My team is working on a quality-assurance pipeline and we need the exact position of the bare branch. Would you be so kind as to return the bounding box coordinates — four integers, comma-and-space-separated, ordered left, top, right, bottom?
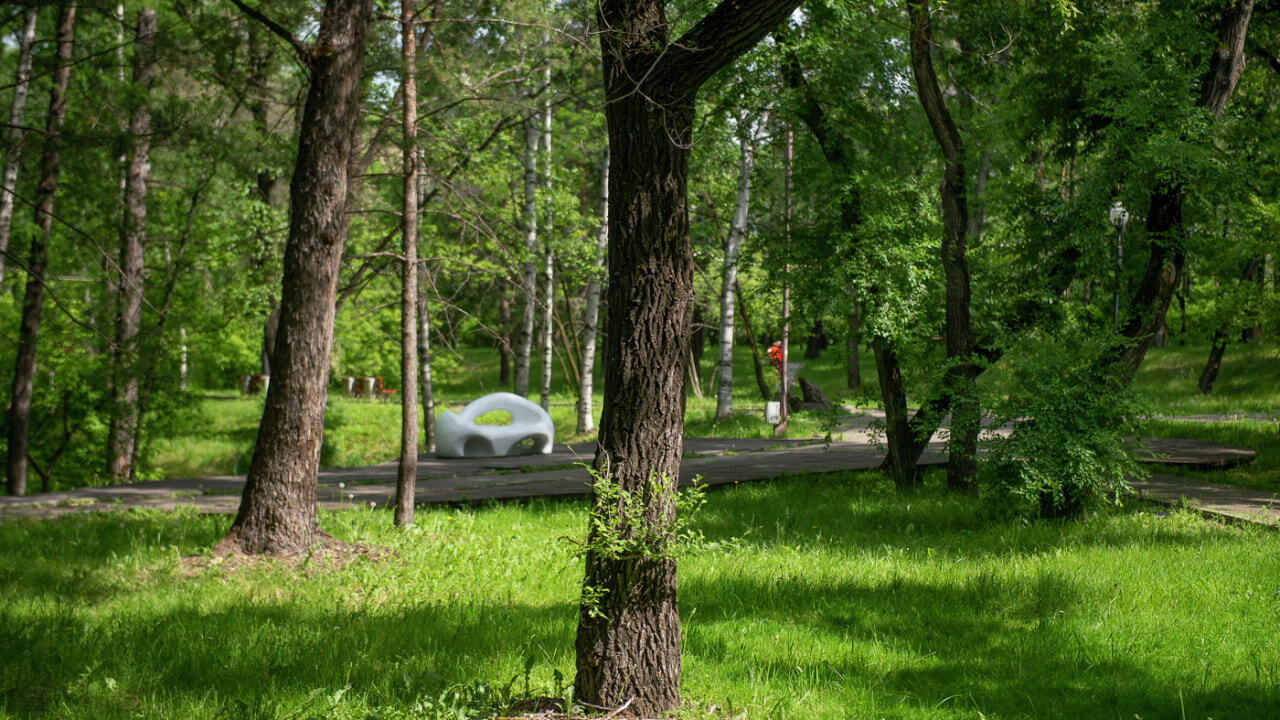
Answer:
227, 0, 311, 67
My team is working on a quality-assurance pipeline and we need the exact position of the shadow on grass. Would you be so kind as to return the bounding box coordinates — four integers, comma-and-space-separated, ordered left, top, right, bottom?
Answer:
682, 570, 1279, 719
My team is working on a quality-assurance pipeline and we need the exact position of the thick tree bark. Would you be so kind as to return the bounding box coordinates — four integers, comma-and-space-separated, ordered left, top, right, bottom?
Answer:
395, 0, 420, 527
714, 114, 766, 422
0, 6, 39, 288
1112, 0, 1253, 381
108, 7, 158, 483
217, 0, 374, 555
908, 0, 978, 493
578, 151, 609, 435
575, 0, 801, 713
6, 3, 75, 497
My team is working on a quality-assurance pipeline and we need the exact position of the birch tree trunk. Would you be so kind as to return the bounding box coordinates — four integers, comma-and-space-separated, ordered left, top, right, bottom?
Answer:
0, 6, 39, 288
6, 3, 76, 497
577, 150, 609, 435
513, 116, 538, 397
107, 7, 158, 483
714, 112, 766, 422
395, 0, 420, 527
539, 59, 555, 411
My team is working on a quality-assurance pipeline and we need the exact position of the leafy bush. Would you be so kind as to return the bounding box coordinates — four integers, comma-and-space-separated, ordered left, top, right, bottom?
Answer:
980, 331, 1145, 519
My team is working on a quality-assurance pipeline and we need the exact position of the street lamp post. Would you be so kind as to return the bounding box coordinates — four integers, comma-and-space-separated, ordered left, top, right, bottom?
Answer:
1108, 201, 1129, 324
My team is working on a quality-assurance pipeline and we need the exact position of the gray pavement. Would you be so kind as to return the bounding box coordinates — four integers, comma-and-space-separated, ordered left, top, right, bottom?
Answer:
0, 433, 1273, 527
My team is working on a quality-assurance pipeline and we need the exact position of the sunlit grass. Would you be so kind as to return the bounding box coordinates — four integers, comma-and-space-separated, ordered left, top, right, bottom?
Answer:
2, 474, 1279, 718
1132, 343, 1280, 415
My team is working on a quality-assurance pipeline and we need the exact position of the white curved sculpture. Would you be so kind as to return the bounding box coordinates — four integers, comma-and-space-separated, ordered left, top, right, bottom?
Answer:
435, 392, 555, 458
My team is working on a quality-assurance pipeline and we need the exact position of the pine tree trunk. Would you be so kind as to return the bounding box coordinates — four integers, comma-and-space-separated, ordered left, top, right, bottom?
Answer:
6, 3, 76, 497
395, 0, 420, 527
217, 0, 374, 555
514, 117, 538, 397
108, 7, 157, 483
714, 115, 765, 422
0, 6, 39, 288
577, 151, 609, 435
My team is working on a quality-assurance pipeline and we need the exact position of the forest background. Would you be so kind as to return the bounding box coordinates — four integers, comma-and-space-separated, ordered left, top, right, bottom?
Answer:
0, 0, 1277, 499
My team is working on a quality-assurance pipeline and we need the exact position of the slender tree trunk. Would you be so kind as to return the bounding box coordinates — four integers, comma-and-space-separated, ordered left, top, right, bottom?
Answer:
107, 7, 157, 483
778, 127, 792, 429
395, 0, 420, 527
499, 295, 512, 385
1112, 0, 1253, 381
577, 151, 609, 435
0, 6, 39, 288
1197, 328, 1228, 394
514, 116, 538, 397
733, 279, 771, 401
417, 291, 436, 453
1242, 254, 1263, 342
575, 0, 800, 713
846, 306, 861, 388
217, 0, 374, 555
908, 0, 978, 493
714, 114, 765, 422
6, 3, 75, 497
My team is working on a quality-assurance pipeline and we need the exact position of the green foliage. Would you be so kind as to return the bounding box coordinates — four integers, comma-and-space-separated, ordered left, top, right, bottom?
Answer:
574, 467, 707, 565
980, 330, 1145, 520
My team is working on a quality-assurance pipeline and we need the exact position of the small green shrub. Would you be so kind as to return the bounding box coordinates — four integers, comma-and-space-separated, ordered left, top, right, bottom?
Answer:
980, 331, 1145, 519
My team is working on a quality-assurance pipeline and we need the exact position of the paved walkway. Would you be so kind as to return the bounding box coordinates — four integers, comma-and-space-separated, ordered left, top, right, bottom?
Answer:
0, 432, 1272, 526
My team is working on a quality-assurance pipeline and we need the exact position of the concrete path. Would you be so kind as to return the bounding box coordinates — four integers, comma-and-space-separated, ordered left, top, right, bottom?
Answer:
0, 433, 1272, 527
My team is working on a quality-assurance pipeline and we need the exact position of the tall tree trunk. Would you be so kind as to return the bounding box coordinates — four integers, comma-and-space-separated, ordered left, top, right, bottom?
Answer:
108, 7, 157, 483
874, 337, 917, 489
783, 49, 918, 488
714, 113, 766, 422
395, 0, 420, 527
539, 38, 555, 411
1111, 0, 1253, 381
6, 3, 75, 497
575, 0, 800, 713
513, 116, 538, 397
577, 151, 609, 435
908, 0, 978, 493
845, 305, 861, 388
0, 6, 39, 288
217, 0, 374, 555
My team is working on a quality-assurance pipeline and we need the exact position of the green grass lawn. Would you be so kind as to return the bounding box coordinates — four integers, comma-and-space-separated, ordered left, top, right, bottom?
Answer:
3, 473, 1279, 719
